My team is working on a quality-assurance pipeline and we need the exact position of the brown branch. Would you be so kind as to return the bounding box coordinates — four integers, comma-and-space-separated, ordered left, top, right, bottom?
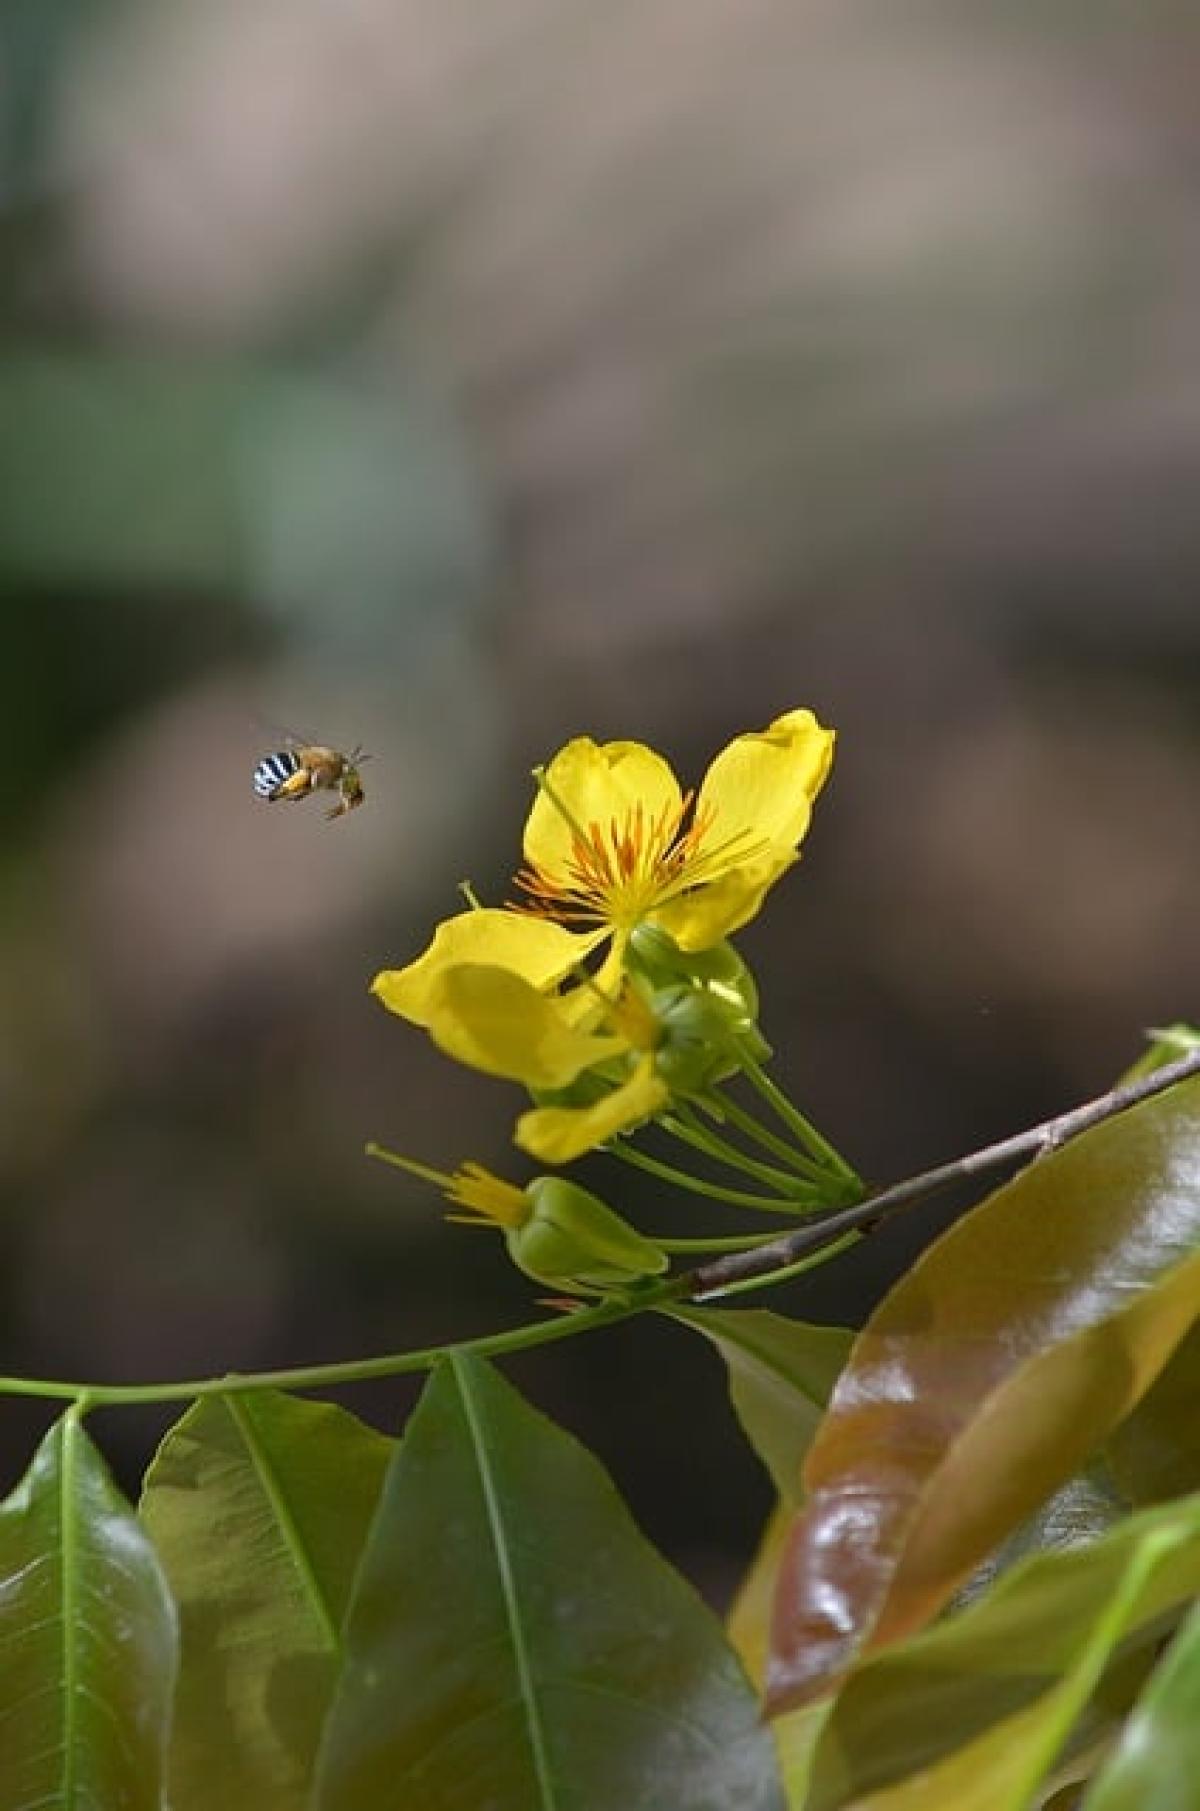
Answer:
688, 1046, 1200, 1300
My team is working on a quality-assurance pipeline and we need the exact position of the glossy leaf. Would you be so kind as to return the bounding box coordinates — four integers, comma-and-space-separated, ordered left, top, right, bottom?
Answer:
315, 1351, 784, 1811
140, 1390, 393, 1809
728, 1507, 831, 1809
1106, 1319, 1200, 1507
671, 1308, 854, 1502
1081, 1595, 1200, 1811
0, 1411, 177, 1807
769, 1076, 1200, 1709
678, 1309, 854, 1807
954, 1467, 1129, 1611
805, 1489, 1200, 1811
730, 1504, 793, 1687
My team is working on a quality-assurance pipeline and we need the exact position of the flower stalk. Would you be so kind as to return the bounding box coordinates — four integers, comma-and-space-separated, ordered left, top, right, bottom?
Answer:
4, 1048, 1193, 1409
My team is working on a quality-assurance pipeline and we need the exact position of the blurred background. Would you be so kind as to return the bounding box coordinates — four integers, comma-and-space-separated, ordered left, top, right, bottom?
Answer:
1, 0, 1197, 1597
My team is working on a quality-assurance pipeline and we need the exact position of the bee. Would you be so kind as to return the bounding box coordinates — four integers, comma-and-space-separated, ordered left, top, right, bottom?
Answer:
253, 741, 367, 819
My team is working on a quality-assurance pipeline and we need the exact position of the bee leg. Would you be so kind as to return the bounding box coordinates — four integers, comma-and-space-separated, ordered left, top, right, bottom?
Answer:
271, 771, 313, 802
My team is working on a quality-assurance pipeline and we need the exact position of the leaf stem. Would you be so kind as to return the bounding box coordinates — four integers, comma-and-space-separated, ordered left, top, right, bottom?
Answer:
663, 1105, 826, 1197
735, 1048, 860, 1183
653, 1231, 795, 1254
691, 1230, 864, 1300
605, 1138, 816, 1213
687, 1046, 1200, 1298
0, 1285, 685, 1407
694, 1090, 830, 1181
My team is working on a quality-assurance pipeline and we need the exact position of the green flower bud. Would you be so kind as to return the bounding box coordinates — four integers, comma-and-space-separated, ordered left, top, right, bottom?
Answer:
510, 1178, 669, 1292
685, 942, 760, 1024
628, 925, 760, 1025
627, 923, 692, 988
650, 984, 751, 1093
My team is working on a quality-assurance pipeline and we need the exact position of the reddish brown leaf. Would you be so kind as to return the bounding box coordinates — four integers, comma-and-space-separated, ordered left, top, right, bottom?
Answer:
767, 1076, 1200, 1712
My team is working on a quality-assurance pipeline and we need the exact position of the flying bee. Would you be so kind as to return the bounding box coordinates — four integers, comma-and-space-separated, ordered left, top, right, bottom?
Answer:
253, 741, 368, 820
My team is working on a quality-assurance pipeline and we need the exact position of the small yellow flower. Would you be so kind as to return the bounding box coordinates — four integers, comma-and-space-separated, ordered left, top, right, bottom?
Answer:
388, 1156, 668, 1293
443, 1161, 531, 1227
372, 708, 834, 1021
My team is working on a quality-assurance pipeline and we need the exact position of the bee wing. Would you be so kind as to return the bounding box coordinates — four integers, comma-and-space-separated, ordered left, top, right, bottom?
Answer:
256, 716, 322, 752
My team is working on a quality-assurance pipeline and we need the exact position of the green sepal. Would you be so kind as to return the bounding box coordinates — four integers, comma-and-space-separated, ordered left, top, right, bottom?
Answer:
510, 1177, 669, 1291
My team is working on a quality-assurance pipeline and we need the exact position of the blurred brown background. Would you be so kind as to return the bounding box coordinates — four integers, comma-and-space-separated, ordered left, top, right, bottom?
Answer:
1, 0, 1196, 1594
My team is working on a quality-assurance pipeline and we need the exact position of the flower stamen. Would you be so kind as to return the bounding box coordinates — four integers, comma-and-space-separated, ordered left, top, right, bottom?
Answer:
513, 789, 765, 933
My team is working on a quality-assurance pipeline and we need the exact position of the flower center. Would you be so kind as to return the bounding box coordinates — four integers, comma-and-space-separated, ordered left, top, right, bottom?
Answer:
515, 791, 736, 930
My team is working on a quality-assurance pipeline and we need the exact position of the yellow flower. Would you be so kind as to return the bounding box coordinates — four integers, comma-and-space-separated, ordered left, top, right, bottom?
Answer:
372, 910, 588, 1032
382, 960, 671, 1163
372, 708, 834, 1023
516, 1053, 669, 1165
518, 706, 834, 964
401, 962, 627, 1089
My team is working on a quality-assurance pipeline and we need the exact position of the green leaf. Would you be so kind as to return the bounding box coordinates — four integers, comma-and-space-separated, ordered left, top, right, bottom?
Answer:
140, 1389, 393, 1810
1106, 1319, 1200, 1506
954, 1467, 1130, 1611
804, 1489, 1200, 1811
1081, 1594, 1200, 1811
1117, 1024, 1200, 1085
670, 1308, 854, 1503
316, 1351, 784, 1811
0, 1411, 177, 1807
769, 1075, 1200, 1710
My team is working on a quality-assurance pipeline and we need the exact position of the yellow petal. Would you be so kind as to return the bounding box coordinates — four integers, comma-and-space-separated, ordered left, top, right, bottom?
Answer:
695, 710, 834, 863
516, 1056, 670, 1163
371, 909, 597, 1028
523, 738, 683, 878
425, 964, 625, 1088
653, 853, 796, 951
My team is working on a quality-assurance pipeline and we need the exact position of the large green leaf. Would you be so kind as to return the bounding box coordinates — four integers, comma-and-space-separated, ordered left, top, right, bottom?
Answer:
1081, 1594, 1200, 1811
315, 1350, 784, 1811
140, 1389, 393, 1810
804, 1489, 1200, 1811
670, 1308, 854, 1502
769, 1075, 1200, 1710
0, 1411, 177, 1807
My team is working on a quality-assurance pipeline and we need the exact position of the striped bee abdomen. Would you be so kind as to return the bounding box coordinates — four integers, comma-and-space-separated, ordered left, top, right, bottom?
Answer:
253, 749, 302, 799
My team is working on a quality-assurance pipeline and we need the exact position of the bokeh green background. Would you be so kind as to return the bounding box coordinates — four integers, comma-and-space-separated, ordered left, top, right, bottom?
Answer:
1, 0, 1196, 1598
